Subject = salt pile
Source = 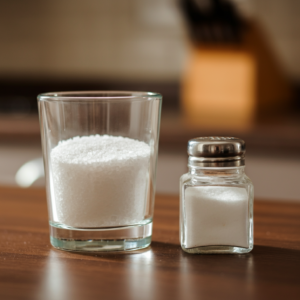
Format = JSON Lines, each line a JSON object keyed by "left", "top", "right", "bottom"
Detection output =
{"left": 184, "top": 186, "right": 249, "bottom": 248}
{"left": 50, "top": 135, "right": 151, "bottom": 228}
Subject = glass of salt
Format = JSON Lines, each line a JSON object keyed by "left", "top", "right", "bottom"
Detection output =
{"left": 180, "top": 137, "right": 254, "bottom": 254}
{"left": 38, "top": 91, "right": 162, "bottom": 252}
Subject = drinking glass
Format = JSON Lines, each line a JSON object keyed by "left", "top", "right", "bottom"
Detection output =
{"left": 38, "top": 91, "right": 162, "bottom": 252}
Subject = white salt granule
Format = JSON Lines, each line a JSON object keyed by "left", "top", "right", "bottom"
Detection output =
{"left": 50, "top": 135, "right": 151, "bottom": 228}
{"left": 184, "top": 186, "right": 249, "bottom": 248}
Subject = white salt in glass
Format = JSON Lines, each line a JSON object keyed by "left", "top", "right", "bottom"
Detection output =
{"left": 38, "top": 91, "right": 162, "bottom": 252}
{"left": 180, "top": 137, "right": 254, "bottom": 254}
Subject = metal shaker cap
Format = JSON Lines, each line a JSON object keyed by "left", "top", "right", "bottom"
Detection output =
{"left": 187, "top": 137, "right": 245, "bottom": 167}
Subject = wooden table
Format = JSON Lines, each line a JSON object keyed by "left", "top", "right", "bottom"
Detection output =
{"left": 0, "top": 187, "right": 299, "bottom": 299}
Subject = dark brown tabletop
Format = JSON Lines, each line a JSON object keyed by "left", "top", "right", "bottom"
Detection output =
{"left": 0, "top": 186, "right": 300, "bottom": 300}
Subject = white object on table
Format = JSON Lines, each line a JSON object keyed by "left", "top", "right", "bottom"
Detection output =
{"left": 184, "top": 186, "right": 249, "bottom": 248}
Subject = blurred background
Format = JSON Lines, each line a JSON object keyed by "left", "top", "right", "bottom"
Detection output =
{"left": 0, "top": 0, "right": 299, "bottom": 200}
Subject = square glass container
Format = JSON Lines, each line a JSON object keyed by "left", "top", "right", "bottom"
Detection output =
{"left": 180, "top": 137, "right": 254, "bottom": 254}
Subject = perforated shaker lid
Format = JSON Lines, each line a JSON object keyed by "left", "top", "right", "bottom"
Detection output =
{"left": 187, "top": 137, "right": 245, "bottom": 167}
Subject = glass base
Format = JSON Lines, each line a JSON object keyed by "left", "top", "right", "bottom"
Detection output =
{"left": 181, "top": 245, "right": 253, "bottom": 254}
{"left": 49, "top": 220, "right": 152, "bottom": 252}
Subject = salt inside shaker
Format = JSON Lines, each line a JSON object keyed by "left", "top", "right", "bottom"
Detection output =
{"left": 180, "top": 137, "right": 254, "bottom": 254}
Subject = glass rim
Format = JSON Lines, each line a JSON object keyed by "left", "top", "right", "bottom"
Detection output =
{"left": 38, "top": 91, "right": 162, "bottom": 102}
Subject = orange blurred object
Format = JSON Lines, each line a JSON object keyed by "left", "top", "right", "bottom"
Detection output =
{"left": 181, "top": 24, "right": 293, "bottom": 130}
{"left": 182, "top": 47, "right": 256, "bottom": 129}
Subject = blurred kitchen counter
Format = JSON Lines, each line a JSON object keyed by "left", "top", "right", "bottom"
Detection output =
{"left": 1, "top": 112, "right": 300, "bottom": 156}
{"left": 159, "top": 111, "right": 300, "bottom": 156}
{"left": 0, "top": 114, "right": 40, "bottom": 142}
{"left": 1, "top": 113, "right": 300, "bottom": 201}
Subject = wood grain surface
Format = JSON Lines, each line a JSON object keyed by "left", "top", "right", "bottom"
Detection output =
{"left": 0, "top": 186, "right": 300, "bottom": 300}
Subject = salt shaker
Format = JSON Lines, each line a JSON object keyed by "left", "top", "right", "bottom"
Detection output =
{"left": 180, "top": 137, "right": 254, "bottom": 254}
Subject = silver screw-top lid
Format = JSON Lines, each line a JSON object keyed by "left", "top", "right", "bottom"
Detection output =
{"left": 188, "top": 137, "right": 245, "bottom": 167}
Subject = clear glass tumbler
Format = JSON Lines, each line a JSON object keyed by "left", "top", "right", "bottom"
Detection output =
{"left": 38, "top": 91, "right": 162, "bottom": 252}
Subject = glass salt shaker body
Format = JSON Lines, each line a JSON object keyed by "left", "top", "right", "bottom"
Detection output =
{"left": 180, "top": 137, "right": 254, "bottom": 254}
